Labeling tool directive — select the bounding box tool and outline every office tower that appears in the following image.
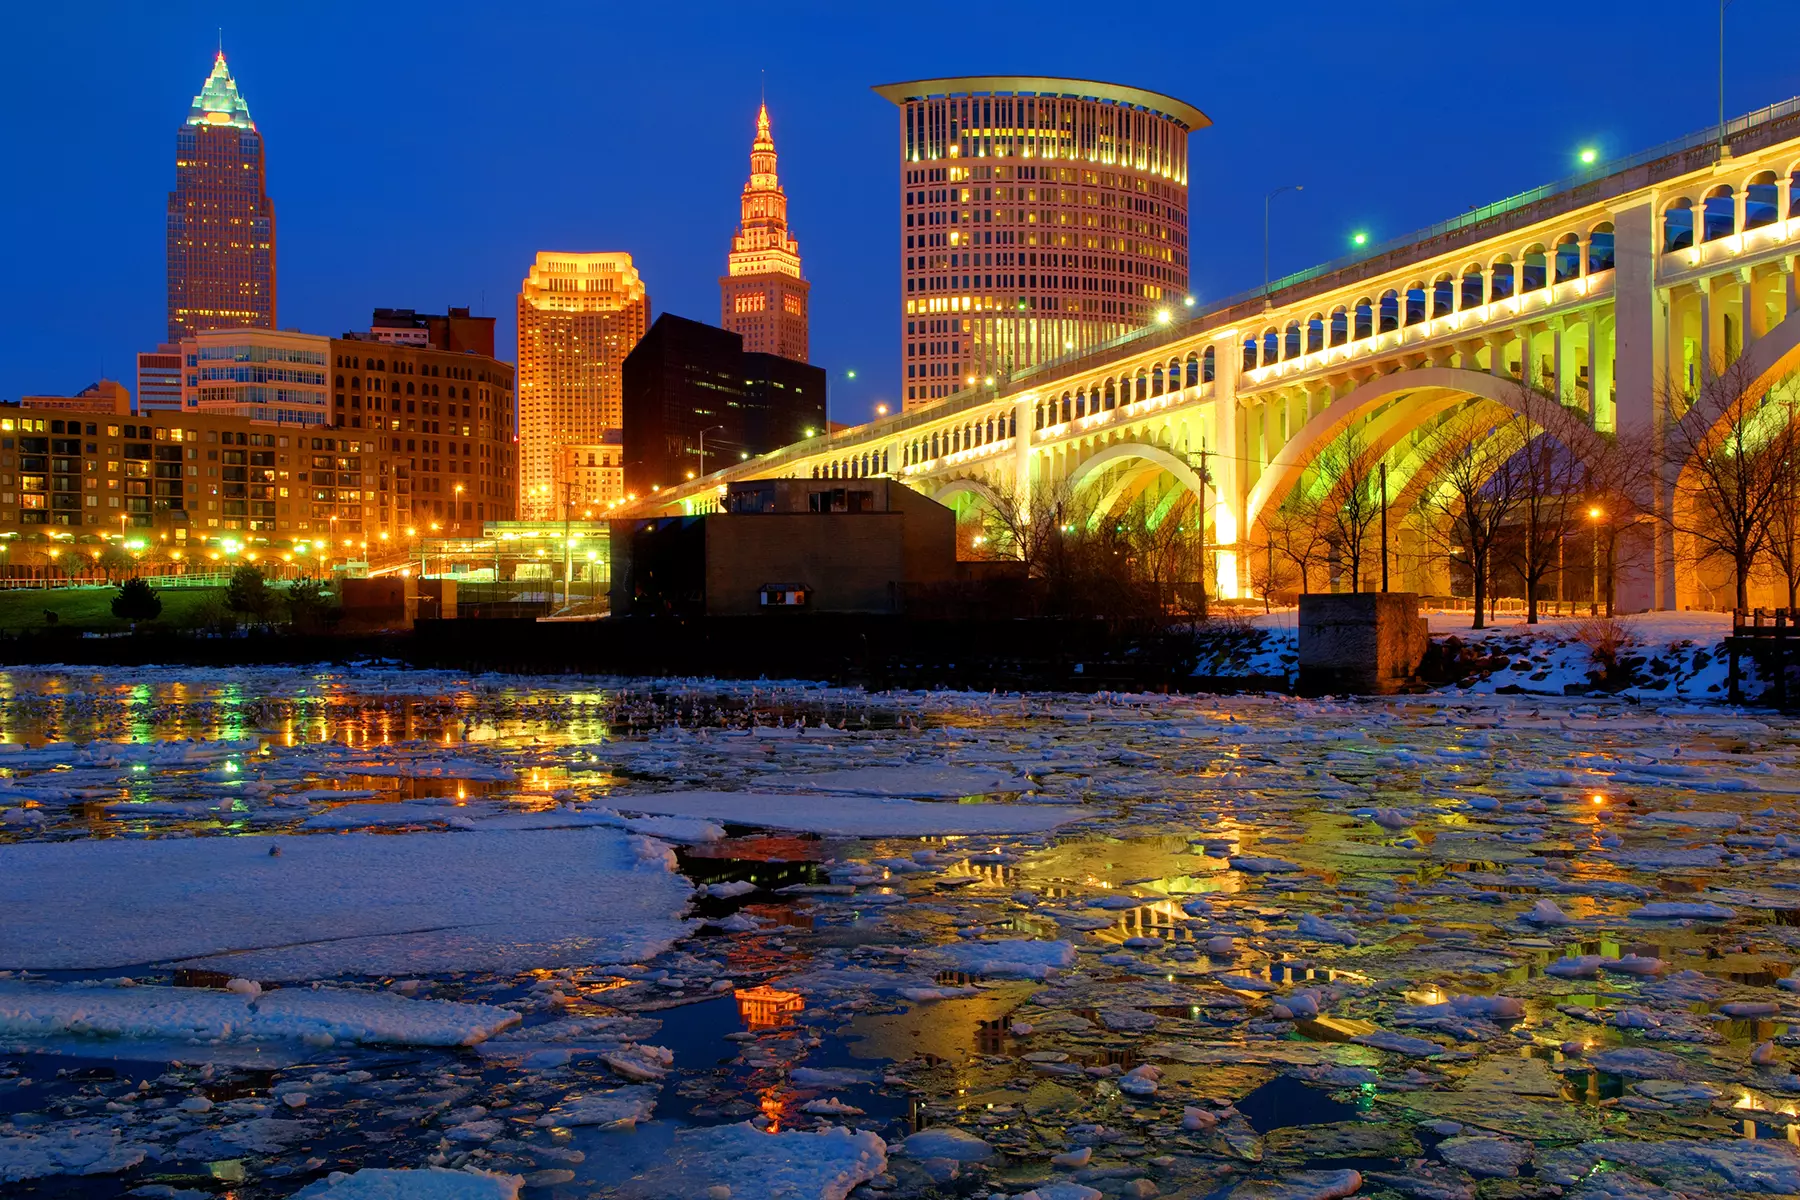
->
[874,76,1206,409]
[622,313,825,496]
[516,253,648,517]
[167,52,277,342]
[720,104,809,362]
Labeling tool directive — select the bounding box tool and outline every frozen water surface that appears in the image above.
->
[1,664,1799,1198]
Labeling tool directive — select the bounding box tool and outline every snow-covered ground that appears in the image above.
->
[1200,607,1754,701]
[0,665,1797,1198]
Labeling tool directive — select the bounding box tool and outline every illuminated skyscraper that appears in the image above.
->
[516,253,648,517]
[874,76,1207,410]
[167,52,277,343]
[721,104,808,363]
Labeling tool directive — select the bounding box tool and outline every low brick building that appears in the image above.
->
[610,477,957,616]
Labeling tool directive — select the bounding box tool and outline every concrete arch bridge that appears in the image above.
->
[638,99,1800,611]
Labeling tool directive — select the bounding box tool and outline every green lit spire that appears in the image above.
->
[185,52,255,130]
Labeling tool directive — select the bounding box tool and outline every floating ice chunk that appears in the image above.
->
[900,986,978,1002]
[1586,1047,1692,1079]
[1050,1146,1093,1167]
[534,1085,657,1129]
[1576,1138,1800,1194]
[0,981,521,1047]
[902,1126,994,1162]
[1181,897,1215,917]
[918,939,1076,980]
[1117,1064,1160,1096]
[1213,1169,1362,1200]
[1524,899,1574,926]
[0,828,693,979]
[1636,810,1742,830]
[1017,1184,1104,1200]
[802,1097,866,1116]
[705,880,758,899]
[1370,809,1413,830]
[1230,856,1303,874]
[292,1166,524,1198]
[1632,901,1736,920]
[1352,1031,1444,1057]
[590,789,1082,836]
[601,1044,673,1081]
[1719,1001,1781,1018]
[0,1123,148,1182]
[789,1067,875,1087]
[1295,914,1358,946]
[1438,1135,1531,1178]
[1182,1106,1218,1131]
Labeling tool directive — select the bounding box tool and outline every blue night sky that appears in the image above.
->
[4,1,1799,423]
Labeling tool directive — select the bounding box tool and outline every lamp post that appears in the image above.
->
[696,425,727,481]
[1588,506,1603,615]
[1264,184,1304,306]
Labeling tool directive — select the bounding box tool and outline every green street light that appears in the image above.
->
[1579,148,1598,165]
[1351,231,1368,247]
[847,369,857,379]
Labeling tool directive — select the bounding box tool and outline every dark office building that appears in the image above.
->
[622,314,825,495]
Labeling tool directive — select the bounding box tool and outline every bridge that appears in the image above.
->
[630,97,1800,612]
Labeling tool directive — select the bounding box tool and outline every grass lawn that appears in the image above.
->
[0,584,228,633]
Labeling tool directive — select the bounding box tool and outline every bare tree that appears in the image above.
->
[1764,423,1800,610]
[1262,491,1331,596]
[1314,428,1384,592]
[1505,385,1601,623]
[1415,410,1528,629]
[1660,358,1800,613]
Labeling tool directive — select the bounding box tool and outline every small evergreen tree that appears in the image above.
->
[223,564,273,620]
[286,577,332,630]
[111,577,163,623]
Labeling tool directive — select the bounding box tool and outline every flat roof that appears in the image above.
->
[872,76,1209,131]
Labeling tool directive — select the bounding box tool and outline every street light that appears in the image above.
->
[1588,506,1605,615]
[1264,184,1304,304]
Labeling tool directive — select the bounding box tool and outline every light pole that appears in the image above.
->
[696,425,727,481]
[1588,506,1603,616]
[453,484,464,535]
[1719,0,1733,154]
[1264,184,1304,306]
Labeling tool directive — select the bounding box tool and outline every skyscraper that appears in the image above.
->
[516,253,648,518]
[167,52,277,344]
[874,77,1207,410]
[720,105,809,363]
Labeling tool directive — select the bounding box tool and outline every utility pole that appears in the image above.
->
[562,478,575,610]
[1379,461,1389,593]
[1180,442,1215,624]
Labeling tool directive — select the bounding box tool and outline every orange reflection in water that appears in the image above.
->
[736,985,804,1031]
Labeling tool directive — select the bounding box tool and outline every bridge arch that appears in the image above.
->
[1064,440,1211,530]
[1245,367,1549,535]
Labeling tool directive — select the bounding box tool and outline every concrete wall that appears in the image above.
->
[703,513,909,615]
[1298,591,1429,694]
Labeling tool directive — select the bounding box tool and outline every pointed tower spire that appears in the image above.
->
[721,101,809,362]
[186,51,255,130]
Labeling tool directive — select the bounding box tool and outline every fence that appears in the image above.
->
[0,573,235,592]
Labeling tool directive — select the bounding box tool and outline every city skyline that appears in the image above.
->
[5,3,1800,424]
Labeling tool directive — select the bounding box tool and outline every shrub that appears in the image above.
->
[286,577,333,630]
[1572,616,1640,688]
[223,565,273,620]
[111,577,163,623]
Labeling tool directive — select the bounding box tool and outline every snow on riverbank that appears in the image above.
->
[0,828,693,978]
[1202,609,1748,700]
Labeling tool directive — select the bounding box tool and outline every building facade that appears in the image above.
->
[167,52,277,343]
[720,105,809,362]
[516,253,648,517]
[136,346,183,413]
[874,76,1206,410]
[0,397,515,553]
[19,381,132,416]
[559,439,623,516]
[621,314,825,498]
[179,329,332,426]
